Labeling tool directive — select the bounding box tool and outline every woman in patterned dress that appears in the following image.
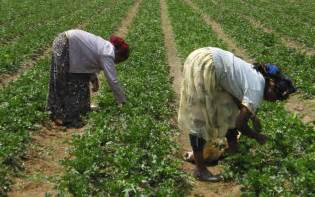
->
[178,47,296,182]
[47,29,129,128]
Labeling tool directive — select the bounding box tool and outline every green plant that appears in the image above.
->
[0,0,133,194]
[58,0,190,195]
[167,0,315,195]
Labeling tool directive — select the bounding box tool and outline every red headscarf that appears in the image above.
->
[109,35,129,60]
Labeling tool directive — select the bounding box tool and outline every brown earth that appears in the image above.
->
[7,1,141,196]
[160,0,241,196]
[114,0,142,38]
[285,94,315,127]
[8,124,83,197]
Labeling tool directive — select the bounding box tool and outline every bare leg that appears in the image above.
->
[193,149,212,176]
[226,128,239,153]
[189,134,223,182]
[241,129,268,144]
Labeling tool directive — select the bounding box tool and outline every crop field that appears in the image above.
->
[0,0,314,196]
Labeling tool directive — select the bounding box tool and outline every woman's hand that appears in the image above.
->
[236,106,268,145]
[91,79,99,92]
[251,115,262,133]
[90,74,99,92]
[235,106,251,131]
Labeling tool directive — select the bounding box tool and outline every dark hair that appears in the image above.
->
[253,63,268,76]
[273,75,297,100]
[253,63,296,100]
[253,62,280,78]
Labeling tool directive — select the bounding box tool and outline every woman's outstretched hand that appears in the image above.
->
[251,115,262,133]
[90,74,99,92]
[236,106,268,145]
[91,79,99,92]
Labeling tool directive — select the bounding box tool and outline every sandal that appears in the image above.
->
[194,171,224,182]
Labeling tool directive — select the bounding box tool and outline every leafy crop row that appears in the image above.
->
[234,0,315,48]
[0,0,89,45]
[0,58,50,195]
[0,0,41,26]
[0,0,109,75]
[166,0,226,58]
[224,103,315,196]
[167,0,314,195]
[192,0,315,97]
[0,0,134,195]
[58,0,190,195]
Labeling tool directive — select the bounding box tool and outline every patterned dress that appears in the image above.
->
[178,48,239,150]
[47,33,92,127]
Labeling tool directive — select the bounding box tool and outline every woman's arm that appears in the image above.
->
[250,115,262,133]
[235,106,267,144]
[90,74,99,92]
[100,56,126,104]
[235,105,251,132]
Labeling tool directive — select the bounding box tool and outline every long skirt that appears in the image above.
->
[178,47,239,151]
[47,33,92,125]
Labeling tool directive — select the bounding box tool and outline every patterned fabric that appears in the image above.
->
[178,48,239,146]
[47,33,92,125]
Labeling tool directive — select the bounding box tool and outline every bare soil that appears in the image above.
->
[8,124,83,197]
[285,94,315,127]
[7,1,141,196]
[160,0,241,196]
[114,0,142,38]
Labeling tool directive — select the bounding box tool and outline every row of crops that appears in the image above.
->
[58,0,190,195]
[0,0,136,194]
[167,0,314,195]
[192,0,315,96]
[0,0,314,196]
[235,0,315,48]
[0,0,113,74]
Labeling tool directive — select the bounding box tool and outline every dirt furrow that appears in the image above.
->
[184,0,315,126]
[7,1,141,196]
[0,48,50,89]
[160,0,182,97]
[184,0,254,63]
[114,0,142,38]
[243,15,315,56]
[7,125,83,197]
[160,0,241,196]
